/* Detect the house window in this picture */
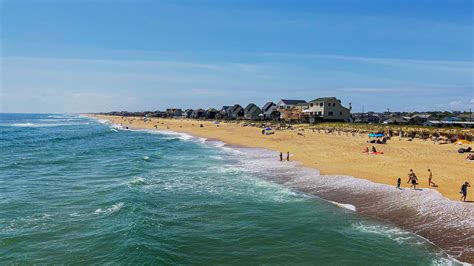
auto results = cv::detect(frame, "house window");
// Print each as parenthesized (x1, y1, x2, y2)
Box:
(328, 112, 333, 116)
(320, 103, 323, 107)
(310, 103, 313, 107)
(318, 111, 321, 115)
(340, 112, 343, 115)
(286, 106, 290, 109)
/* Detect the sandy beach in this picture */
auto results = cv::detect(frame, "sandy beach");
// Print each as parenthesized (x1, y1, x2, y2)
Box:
(96, 115, 473, 202)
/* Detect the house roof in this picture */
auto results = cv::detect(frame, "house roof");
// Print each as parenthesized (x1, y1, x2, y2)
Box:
(310, 97, 337, 103)
(411, 114, 432, 119)
(245, 103, 262, 114)
(279, 99, 306, 105)
(244, 103, 257, 112)
(295, 102, 309, 106)
(206, 108, 218, 112)
(230, 104, 243, 113)
(262, 102, 275, 111)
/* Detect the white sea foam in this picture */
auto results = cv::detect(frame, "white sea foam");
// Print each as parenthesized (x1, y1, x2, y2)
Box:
(97, 119, 110, 125)
(352, 222, 424, 245)
(143, 156, 150, 160)
(154, 130, 194, 141)
(129, 177, 146, 185)
(94, 202, 124, 215)
(8, 122, 87, 127)
(329, 201, 357, 211)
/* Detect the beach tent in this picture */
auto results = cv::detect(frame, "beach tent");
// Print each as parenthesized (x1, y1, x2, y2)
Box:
(368, 133, 384, 138)
(265, 127, 273, 131)
(213, 121, 220, 124)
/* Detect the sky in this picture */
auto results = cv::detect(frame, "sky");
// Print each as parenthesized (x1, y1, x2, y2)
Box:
(1, 0, 473, 113)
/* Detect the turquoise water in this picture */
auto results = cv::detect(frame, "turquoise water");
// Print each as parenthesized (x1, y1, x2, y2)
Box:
(0, 114, 454, 264)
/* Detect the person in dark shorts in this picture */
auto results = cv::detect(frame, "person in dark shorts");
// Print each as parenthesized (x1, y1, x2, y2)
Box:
(460, 182, 470, 202)
(397, 178, 401, 189)
(411, 175, 418, 189)
(407, 169, 418, 189)
(286, 152, 290, 161)
(279, 152, 283, 161)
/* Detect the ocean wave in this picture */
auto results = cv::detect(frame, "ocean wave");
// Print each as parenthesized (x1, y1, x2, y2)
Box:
(352, 222, 424, 245)
(129, 177, 146, 185)
(5, 122, 89, 127)
(329, 201, 357, 211)
(94, 202, 124, 215)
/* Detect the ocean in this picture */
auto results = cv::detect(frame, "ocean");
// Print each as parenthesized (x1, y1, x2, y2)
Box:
(0, 113, 467, 264)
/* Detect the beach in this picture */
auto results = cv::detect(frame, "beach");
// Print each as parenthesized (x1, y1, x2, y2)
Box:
(97, 115, 473, 201)
(4, 113, 466, 264)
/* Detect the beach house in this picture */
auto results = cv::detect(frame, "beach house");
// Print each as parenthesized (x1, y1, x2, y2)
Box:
(276, 99, 307, 111)
(166, 108, 183, 118)
(182, 109, 194, 119)
(383, 116, 409, 125)
(261, 102, 279, 120)
(228, 104, 244, 119)
(219, 106, 232, 119)
(410, 114, 433, 125)
(244, 103, 263, 120)
(279, 102, 309, 122)
(205, 108, 219, 119)
(191, 108, 206, 119)
(306, 97, 351, 122)
(276, 99, 307, 121)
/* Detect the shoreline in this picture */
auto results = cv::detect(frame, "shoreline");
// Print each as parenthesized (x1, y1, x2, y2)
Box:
(93, 115, 473, 201)
(91, 115, 474, 263)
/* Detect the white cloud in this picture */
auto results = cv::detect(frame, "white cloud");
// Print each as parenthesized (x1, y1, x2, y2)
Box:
(261, 52, 474, 73)
(338, 87, 401, 93)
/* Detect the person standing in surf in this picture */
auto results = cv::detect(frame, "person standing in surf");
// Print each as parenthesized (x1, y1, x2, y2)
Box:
(397, 178, 401, 189)
(286, 152, 290, 161)
(460, 182, 470, 202)
(279, 152, 283, 161)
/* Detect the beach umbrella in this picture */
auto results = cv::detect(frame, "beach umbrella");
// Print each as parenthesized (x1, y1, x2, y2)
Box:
(265, 127, 272, 130)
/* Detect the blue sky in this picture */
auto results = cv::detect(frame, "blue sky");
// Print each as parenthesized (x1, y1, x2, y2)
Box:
(1, 0, 473, 113)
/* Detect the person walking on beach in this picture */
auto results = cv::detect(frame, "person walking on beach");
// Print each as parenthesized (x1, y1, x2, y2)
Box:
(428, 169, 437, 187)
(286, 152, 290, 161)
(460, 182, 470, 202)
(397, 178, 401, 189)
(279, 152, 283, 161)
